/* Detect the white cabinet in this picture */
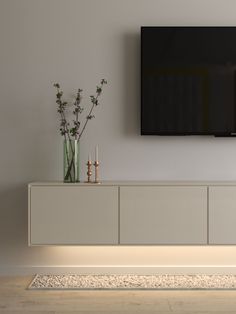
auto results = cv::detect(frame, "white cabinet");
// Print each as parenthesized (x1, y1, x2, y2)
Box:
(29, 182, 236, 246)
(120, 186, 207, 244)
(29, 186, 118, 245)
(209, 187, 236, 244)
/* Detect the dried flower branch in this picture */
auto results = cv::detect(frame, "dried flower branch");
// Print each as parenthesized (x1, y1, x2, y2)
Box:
(53, 79, 107, 181)
(53, 79, 107, 142)
(78, 79, 107, 140)
(53, 83, 73, 181)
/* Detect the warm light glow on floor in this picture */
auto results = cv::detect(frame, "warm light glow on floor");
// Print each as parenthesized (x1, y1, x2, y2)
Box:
(35, 246, 236, 273)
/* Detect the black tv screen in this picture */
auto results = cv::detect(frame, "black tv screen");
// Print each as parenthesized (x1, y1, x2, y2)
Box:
(141, 26, 236, 136)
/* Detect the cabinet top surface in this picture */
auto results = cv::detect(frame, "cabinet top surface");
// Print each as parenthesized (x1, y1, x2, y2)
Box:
(29, 181, 236, 186)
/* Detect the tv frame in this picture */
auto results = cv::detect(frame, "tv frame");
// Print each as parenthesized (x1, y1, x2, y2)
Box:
(141, 26, 236, 137)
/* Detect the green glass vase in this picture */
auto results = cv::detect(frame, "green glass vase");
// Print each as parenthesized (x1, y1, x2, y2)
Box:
(63, 139, 80, 183)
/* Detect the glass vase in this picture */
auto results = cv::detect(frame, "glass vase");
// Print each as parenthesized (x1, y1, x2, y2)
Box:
(63, 139, 80, 183)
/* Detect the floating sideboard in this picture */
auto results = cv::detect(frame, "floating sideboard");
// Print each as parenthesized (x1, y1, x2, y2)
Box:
(28, 181, 236, 246)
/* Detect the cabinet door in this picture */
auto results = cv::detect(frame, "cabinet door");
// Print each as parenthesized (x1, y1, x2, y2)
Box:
(120, 186, 207, 244)
(209, 186, 236, 244)
(29, 186, 118, 245)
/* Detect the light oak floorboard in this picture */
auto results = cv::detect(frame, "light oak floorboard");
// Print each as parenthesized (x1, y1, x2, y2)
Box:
(1, 277, 236, 313)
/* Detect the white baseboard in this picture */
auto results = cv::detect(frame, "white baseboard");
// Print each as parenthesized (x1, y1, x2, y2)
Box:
(2, 265, 236, 276)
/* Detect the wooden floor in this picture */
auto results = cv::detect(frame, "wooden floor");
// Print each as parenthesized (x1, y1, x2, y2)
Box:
(1, 276, 236, 313)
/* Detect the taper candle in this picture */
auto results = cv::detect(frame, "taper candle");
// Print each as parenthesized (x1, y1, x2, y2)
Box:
(95, 145, 98, 162)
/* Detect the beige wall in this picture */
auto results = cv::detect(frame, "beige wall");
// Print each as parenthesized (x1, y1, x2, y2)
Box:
(1, 0, 236, 274)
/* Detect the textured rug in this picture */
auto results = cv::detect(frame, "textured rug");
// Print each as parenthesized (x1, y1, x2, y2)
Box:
(28, 274, 236, 290)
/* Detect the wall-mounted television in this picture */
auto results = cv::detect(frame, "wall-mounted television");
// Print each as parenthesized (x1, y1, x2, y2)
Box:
(141, 26, 236, 136)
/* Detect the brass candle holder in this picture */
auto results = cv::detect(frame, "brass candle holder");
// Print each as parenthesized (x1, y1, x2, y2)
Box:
(94, 161, 100, 184)
(86, 160, 92, 183)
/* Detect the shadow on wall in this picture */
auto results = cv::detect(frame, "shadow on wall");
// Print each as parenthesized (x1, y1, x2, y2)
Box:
(0, 92, 61, 265)
(0, 184, 28, 248)
(122, 32, 140, 137)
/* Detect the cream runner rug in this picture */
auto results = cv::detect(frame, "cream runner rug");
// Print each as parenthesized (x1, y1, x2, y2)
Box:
(28, 274, 236, 290)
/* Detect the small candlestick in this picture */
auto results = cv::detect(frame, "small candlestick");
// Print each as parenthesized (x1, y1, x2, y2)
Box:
(86, 160, 92, 183)
(94, 160, 100, 184)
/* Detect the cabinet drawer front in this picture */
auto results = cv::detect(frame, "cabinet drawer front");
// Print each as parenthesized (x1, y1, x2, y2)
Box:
(120, 186, 207, 244)
(209, 186, 236, 244)
(29, 186, 118, 245)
